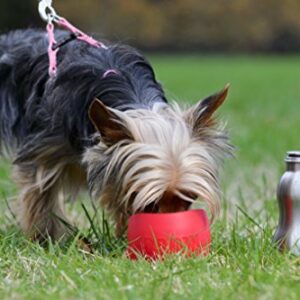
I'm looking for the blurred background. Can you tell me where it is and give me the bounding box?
[1,0,300,53]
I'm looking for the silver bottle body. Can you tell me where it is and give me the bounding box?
[273,151,300,255]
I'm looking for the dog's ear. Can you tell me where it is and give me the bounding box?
[89,98,132,145]
[185,84,229,131]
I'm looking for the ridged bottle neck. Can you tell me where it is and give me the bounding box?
[286,151,300,172]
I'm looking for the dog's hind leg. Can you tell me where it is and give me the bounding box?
[13,161,71,243]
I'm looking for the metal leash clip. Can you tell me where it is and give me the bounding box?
[38,0,60,23]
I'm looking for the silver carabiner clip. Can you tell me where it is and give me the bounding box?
[38,0,60,23]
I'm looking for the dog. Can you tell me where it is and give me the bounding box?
[0,28,232,242]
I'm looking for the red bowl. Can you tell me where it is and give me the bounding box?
[126,209,211,260]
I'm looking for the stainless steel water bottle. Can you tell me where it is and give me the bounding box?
[273,151,300,255]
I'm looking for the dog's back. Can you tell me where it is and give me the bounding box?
[0,29,167,156]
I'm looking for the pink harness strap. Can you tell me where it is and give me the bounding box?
[102,69,119,78]
[47,17,107,77]
[57,18,107,49]
[47,23,58,76]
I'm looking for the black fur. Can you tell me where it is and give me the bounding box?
[0,29,167,159]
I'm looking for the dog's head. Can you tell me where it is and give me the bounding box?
[84,85,232,230]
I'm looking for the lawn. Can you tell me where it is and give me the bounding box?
[0,55,300,300]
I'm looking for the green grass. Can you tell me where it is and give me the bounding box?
[1,55,300,299]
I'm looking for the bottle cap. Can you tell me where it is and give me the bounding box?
[286,151,300,163]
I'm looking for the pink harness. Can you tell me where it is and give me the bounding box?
[39,0,111,77]
[46,18,107,77]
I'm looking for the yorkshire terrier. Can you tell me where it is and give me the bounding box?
[0,29,232,242]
